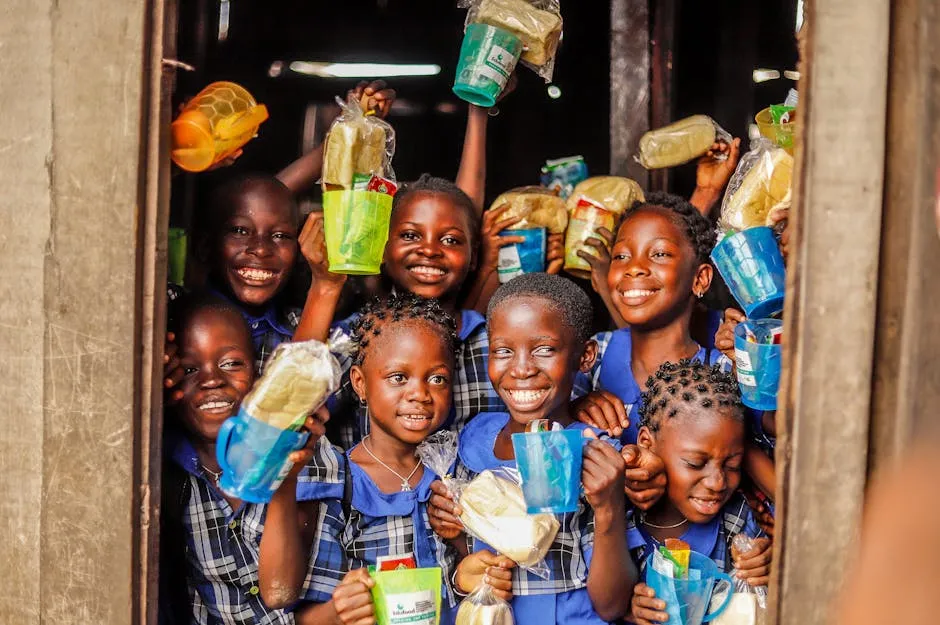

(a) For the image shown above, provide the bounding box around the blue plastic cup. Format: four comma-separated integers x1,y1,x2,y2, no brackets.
733,319,783,411
645,551,734,625
497,227,547,284
710,227,786,320
216,411,309,504
511,429,583,514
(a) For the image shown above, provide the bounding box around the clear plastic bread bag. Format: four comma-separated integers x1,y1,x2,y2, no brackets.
711,534,768,625
636,115,732,170
455,582,515,625
459,0,564,82
321,94,396,190
417,431,560,579
240,340,342,431
718,138,794,234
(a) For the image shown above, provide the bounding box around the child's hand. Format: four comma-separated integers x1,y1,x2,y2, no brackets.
455,550,515,602
546,232,565,274
572,390,629,437
428,480,465,540
163,332,185,403
283,406,331,482
479,204,525,272
714,308,746,361
768,206,790,262
348,80,396,119
692,138,742,215
621,445,667,511
630,583,668,625
733,536,772,587
576,227,615,297
332,568,376,625
299,212,347,289
581,431,627,513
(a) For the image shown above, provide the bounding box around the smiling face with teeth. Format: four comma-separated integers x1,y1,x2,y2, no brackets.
638,408,745,525
383,191,475,306
212,180,299,312
175,305,255,445
607,209,712,331
350,320,454,447
488,296,597,430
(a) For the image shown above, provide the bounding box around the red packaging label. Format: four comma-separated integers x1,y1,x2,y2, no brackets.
377,554,417,571
367,175,398,196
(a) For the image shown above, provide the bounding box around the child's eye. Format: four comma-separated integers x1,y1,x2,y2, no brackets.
272,232,294,241
183,366,199,377
441,235,462,246
387,373,407,384
400,231,420,242
428,374,449,386
492,347,513,358
220,359,245,371
533,346,555,356
612,253,629,261
651,250,673,259
229,226,249,236
683,460,706,470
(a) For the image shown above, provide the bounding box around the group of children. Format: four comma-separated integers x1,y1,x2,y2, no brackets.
160,79,779,625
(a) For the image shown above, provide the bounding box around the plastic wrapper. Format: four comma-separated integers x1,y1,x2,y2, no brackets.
241,340,342,430
565,176,645,216
417,432,560,579
322,95,396,190
719,138,794,234
490,186,568,233
711,535,767,625
460,0,563,82
637,115,732,170
371,567,443,625
540,155,588,199
455,582,514,625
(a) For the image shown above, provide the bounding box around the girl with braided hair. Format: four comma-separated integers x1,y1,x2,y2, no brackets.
257,293,462,623
627,360,771,625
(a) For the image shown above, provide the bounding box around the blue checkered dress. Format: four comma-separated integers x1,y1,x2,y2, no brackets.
168,434,344,625
328,309,505,449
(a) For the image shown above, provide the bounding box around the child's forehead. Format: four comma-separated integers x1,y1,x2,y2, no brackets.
490,296,571,337
394,191,472,228
658,406,745,443
617,206,686,242
181,307,251,349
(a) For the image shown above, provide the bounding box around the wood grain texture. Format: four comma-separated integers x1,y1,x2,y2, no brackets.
610,0,650,187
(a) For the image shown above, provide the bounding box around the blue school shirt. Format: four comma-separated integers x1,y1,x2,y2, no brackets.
328,309,505,449
626,494,764,576
572,328,730,444
448,412,619,625
165,430,342,625
296,446,458,620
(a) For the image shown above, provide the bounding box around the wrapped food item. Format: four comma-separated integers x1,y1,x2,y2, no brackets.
637,115,731,170
461,0,563,81
371,567,443,625
217,340,342,503
417,432,560,578
456,582,514,625
490,186,568,233
322,95,396,190
712,535,767,625
719,139,793,233
565,176,644,216
662,538,691,579
563,197,617,279
540,155,588,199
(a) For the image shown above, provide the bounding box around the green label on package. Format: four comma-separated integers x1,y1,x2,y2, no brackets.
384,591,436,625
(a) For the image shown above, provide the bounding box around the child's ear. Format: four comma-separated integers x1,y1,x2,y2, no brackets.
637,426,656,452
693,263,714,299
578,339,599,373
349,365,367,404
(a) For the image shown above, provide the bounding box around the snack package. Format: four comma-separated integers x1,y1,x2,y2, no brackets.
241,340,341,430
322,95,396,190
712,535,768,625
371,567,443,625
719,138,794,233
637,115,732,170
417,432,560,579
455,582,515,625
540,155,588,199
565,176,645,216
460,0,564,82
490,186,568,233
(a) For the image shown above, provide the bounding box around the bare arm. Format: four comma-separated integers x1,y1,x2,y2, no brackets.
278,145,325,196
455,105,490,215
258,477,317,608
294,600,340,625
293,213,347,343
745,441,776,502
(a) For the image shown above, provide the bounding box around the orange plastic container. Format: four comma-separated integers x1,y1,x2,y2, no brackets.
171,82,269,172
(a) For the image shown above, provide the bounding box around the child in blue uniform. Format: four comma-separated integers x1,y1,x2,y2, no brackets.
626,360,771,625
257,294,461,623
573,192,730,444
159,294,333,625
428,274,638,625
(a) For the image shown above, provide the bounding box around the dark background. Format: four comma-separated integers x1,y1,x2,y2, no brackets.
171,0,799,222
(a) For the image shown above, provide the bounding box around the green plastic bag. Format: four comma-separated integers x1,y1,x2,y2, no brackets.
371,567,442,625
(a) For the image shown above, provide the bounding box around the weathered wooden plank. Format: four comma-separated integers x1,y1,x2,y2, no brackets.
649,0,676,192
769,1,890,623
610,0,650,187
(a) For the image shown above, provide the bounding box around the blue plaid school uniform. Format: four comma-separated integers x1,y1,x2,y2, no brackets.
442,412,615,625
328,309,506,450
627,493,764,576
572,328,732,444
296,446,458,616
167,433,344,625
